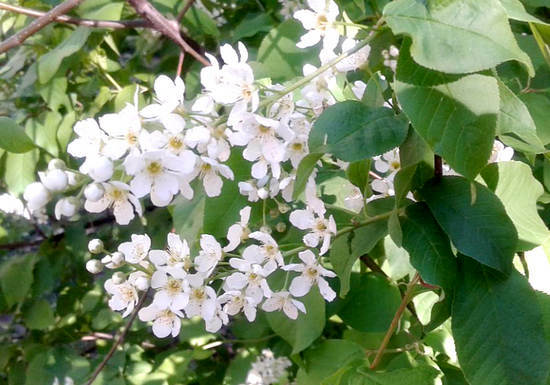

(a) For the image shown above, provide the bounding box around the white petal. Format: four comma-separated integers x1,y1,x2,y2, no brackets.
289,276,312,297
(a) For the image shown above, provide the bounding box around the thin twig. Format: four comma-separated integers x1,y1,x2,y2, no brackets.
126,0,209,66
85,289,150,385
176,0,195,22
0,2,149,29
369,273,420,369
0,0,86,54
176,51,184,77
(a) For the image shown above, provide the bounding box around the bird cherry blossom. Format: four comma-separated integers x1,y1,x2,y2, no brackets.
283,250,336,301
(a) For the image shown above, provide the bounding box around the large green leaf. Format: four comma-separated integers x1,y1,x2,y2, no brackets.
266,288,325,354
395,42,499,179
401,202,457,290
5,149,39,196
292,152,322,200
24,299,55,330
0,254,36,308
519,93,550,145
499,0,549,25
383,0,534,76
330,236,354,298
0,117,35,153
452,257,550,385
421,176,517,274
358,365,442,385
338,273,402,333
481,161,550,250
497,81,545,153
309,101,408,163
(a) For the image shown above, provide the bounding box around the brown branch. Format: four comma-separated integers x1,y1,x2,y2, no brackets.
126,0,209,66
85,289,150,385
0,0,86,54
176,0,195,22
434,155,442,179
0,2,149,29
369,273,420,369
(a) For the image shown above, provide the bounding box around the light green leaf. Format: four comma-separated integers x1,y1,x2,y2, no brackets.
292,152,322,200
338,273,402,332
519,93,550,145
384,0,534,76
395,41,499,179
497,80,545,153
183,7,220,38
358,365,442,385
37,27,91,84
0,117,35,153
266,288,325,354
421,176,518,274
0,254,36,307
500,0,549,25
258,19,320,80
452,257,550,385
24,299,55,330
481,161,550,250
309,101,408,162
171,192,205,249
233,13,274,41
401,202,457,290
5,149,39,196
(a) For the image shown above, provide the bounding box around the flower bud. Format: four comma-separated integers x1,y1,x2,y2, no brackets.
84,183,105,202
54,197,79,220
269,208,279,218
260,225,272,234
23,182,50,210
111,251,124,266
88,239,104,254
48,158,66,170
112,272,126,284
40,169,68,192
86,259,103,274
84,156,113,182
277,203,290,214
275,222,286,232
134,276,149,291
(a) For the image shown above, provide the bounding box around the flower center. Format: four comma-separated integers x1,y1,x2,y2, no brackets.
316,14,328,30
259,125,271,134
391,160,400,170
292,142,303,151
316,220,327,232
120,285,135,301
147,161,163,175
126,132,138,145
192,288,205,300
110,189,124,201
169,136,184,150
166,278,182,294
305,267,318,279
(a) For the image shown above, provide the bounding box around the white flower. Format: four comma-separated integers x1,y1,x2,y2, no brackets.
343,186,364,213
84,181,142,225
80,155,114,182
369,177,395,199
261,291,306,319
334,38,371,72
219,290,259,321
289,204,336,255
184,274,217,321
300,64,337,114
185,123,231,162
223,206,252,252
84,183,105,202
141,75,186,132
352,80,367,99
125,151,195,206
138,304,183,338
194,234,223,273
67,118,108,159
149,233,192,277
193,156,234,197
86,259,103,274
490,140,514,163
100,104,143,159
204,300,229,332
0,193,29,218
118,234,151,264
238,178,270,202
38,169,68,192
382,45,399,72
294,0,340,49
225,260,273,303
150,270,189,311
23,182,50,211
101,251,125,269
54,197,79,220
283,250,336,301
105,278,139,317
246,231,284,271
243,349,292,385
374,149,400,175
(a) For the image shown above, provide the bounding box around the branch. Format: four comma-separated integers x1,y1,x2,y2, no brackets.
85,289,150,385
126,0,209,66
176,0,195,22
0,0,86,54
369,273,420,369
0,2,149,29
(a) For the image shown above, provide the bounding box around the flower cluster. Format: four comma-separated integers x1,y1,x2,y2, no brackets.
240,349,292,385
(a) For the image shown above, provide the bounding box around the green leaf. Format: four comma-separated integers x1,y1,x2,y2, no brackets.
266,287,325,354
309,101,408,162
24,299,55,330
395,41,499,179
401,202,457,290
452,257,550,385
496,80,545,153
292,152,322,200
37,27,91,84
338,273,402,332
233,13,274,41
346,159,371,196
258,19,320,80
500,0,549,25
183,7,220,38
330,235,354,297
5,149,39,196
358,365,442,385
481,161,550,250
295,340,365,385
0,117,35,153
171,192,205,249
421,176,518,274
0,255,36,307
383,0,534,76
518,93,550,145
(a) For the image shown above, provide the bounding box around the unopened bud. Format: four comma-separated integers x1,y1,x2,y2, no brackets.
48,158,66,170
88,239,104,254
134,276,149,291
86,259,103,274
278,203,290,214
112,272,126,284
84,183,105,202
111,251,124,266
275,222,286,232
40,169,68,192
260,225,272,234
23,182,50,210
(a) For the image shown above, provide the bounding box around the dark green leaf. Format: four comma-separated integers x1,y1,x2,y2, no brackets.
292,152,322,200
24,299,55,330
0,255,36,307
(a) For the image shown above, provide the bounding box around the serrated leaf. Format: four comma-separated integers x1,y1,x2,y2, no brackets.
383,0,534,76
401,202,457,290
0,117,35,153
395,41,499,179
452,257,550,385
421,176,518,274
481,161,550,250
309,101,408,162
